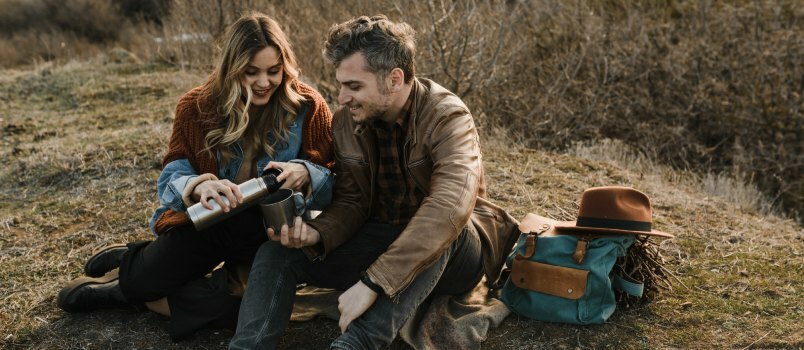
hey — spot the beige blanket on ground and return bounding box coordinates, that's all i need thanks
[290,279,511,349]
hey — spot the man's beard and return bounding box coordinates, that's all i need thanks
[354,93,392,124]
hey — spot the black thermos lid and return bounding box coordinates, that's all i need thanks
[261,168,284,193]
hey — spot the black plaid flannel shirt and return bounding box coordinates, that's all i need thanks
[370,91,424,225]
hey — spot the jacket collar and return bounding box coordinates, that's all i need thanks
[406,78,426,146]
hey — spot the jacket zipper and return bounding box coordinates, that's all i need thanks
[388,138,428,303]
[357,128,378,217]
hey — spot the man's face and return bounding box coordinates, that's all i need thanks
[335,52,392,123]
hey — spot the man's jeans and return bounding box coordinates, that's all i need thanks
[230,222,483,350]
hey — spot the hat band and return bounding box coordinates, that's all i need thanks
[576,216,652,232]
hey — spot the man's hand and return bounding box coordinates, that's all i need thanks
[264,161,310,192]
[267,216,321,248]
[337,281,378,333]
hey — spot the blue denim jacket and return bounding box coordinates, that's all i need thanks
[149,103,334,234]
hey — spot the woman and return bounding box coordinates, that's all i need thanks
[56,12,334,341]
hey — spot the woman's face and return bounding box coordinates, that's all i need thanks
[240,46,284,106]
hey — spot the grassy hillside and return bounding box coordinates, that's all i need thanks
[2,0,802,220]
[0,60,801,349]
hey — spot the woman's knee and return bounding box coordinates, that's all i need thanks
[118,240,176,301]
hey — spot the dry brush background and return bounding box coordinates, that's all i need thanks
[2,0,801,219]
[0,0,802,349]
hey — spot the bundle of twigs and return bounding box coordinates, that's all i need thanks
[615,235,685,306]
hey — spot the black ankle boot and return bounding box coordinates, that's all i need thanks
[58,269,128,313]
[84,244,127,277]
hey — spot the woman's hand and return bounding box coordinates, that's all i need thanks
[192,179,243,211]
[266,216,321,248]
[264,161,310,192]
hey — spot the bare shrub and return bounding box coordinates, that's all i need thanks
[0,29,104,66]
[0,0,127,41]
[156,1,526,100]
[0,0,142,66]
[0,0,48,33]
[117,0,171,24]
[0,37,16,65]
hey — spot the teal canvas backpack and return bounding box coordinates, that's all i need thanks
[499,187,674,325]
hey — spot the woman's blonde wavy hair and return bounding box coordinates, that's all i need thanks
[202,12,306,163]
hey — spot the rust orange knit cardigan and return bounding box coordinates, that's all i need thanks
[153,80,334,233]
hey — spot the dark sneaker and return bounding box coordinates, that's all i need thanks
[57,269,128,313]
[84,244,127,277]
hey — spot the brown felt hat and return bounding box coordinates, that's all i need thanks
[553,186,674,238]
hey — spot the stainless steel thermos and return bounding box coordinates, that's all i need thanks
[187,169,283,230]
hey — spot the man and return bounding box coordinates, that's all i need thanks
[230,15,518,349]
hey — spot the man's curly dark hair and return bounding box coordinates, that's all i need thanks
[323,15,416,83]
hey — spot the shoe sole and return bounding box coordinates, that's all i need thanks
[83,244,127,277]
[57,269,119,313]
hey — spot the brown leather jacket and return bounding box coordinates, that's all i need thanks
[307,78,519,298]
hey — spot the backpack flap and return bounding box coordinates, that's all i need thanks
[511,257,588,300]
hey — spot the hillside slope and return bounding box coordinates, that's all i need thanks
[1,61,801,349]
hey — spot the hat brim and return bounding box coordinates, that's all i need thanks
[554,221,675,238]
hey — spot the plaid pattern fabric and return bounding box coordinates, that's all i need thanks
[371,90,424,225]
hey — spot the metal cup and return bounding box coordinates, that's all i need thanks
[259,188,306,233]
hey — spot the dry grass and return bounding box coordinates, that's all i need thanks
[3,0,801,219]
[571,138,781,216]
[1,58,801,349]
